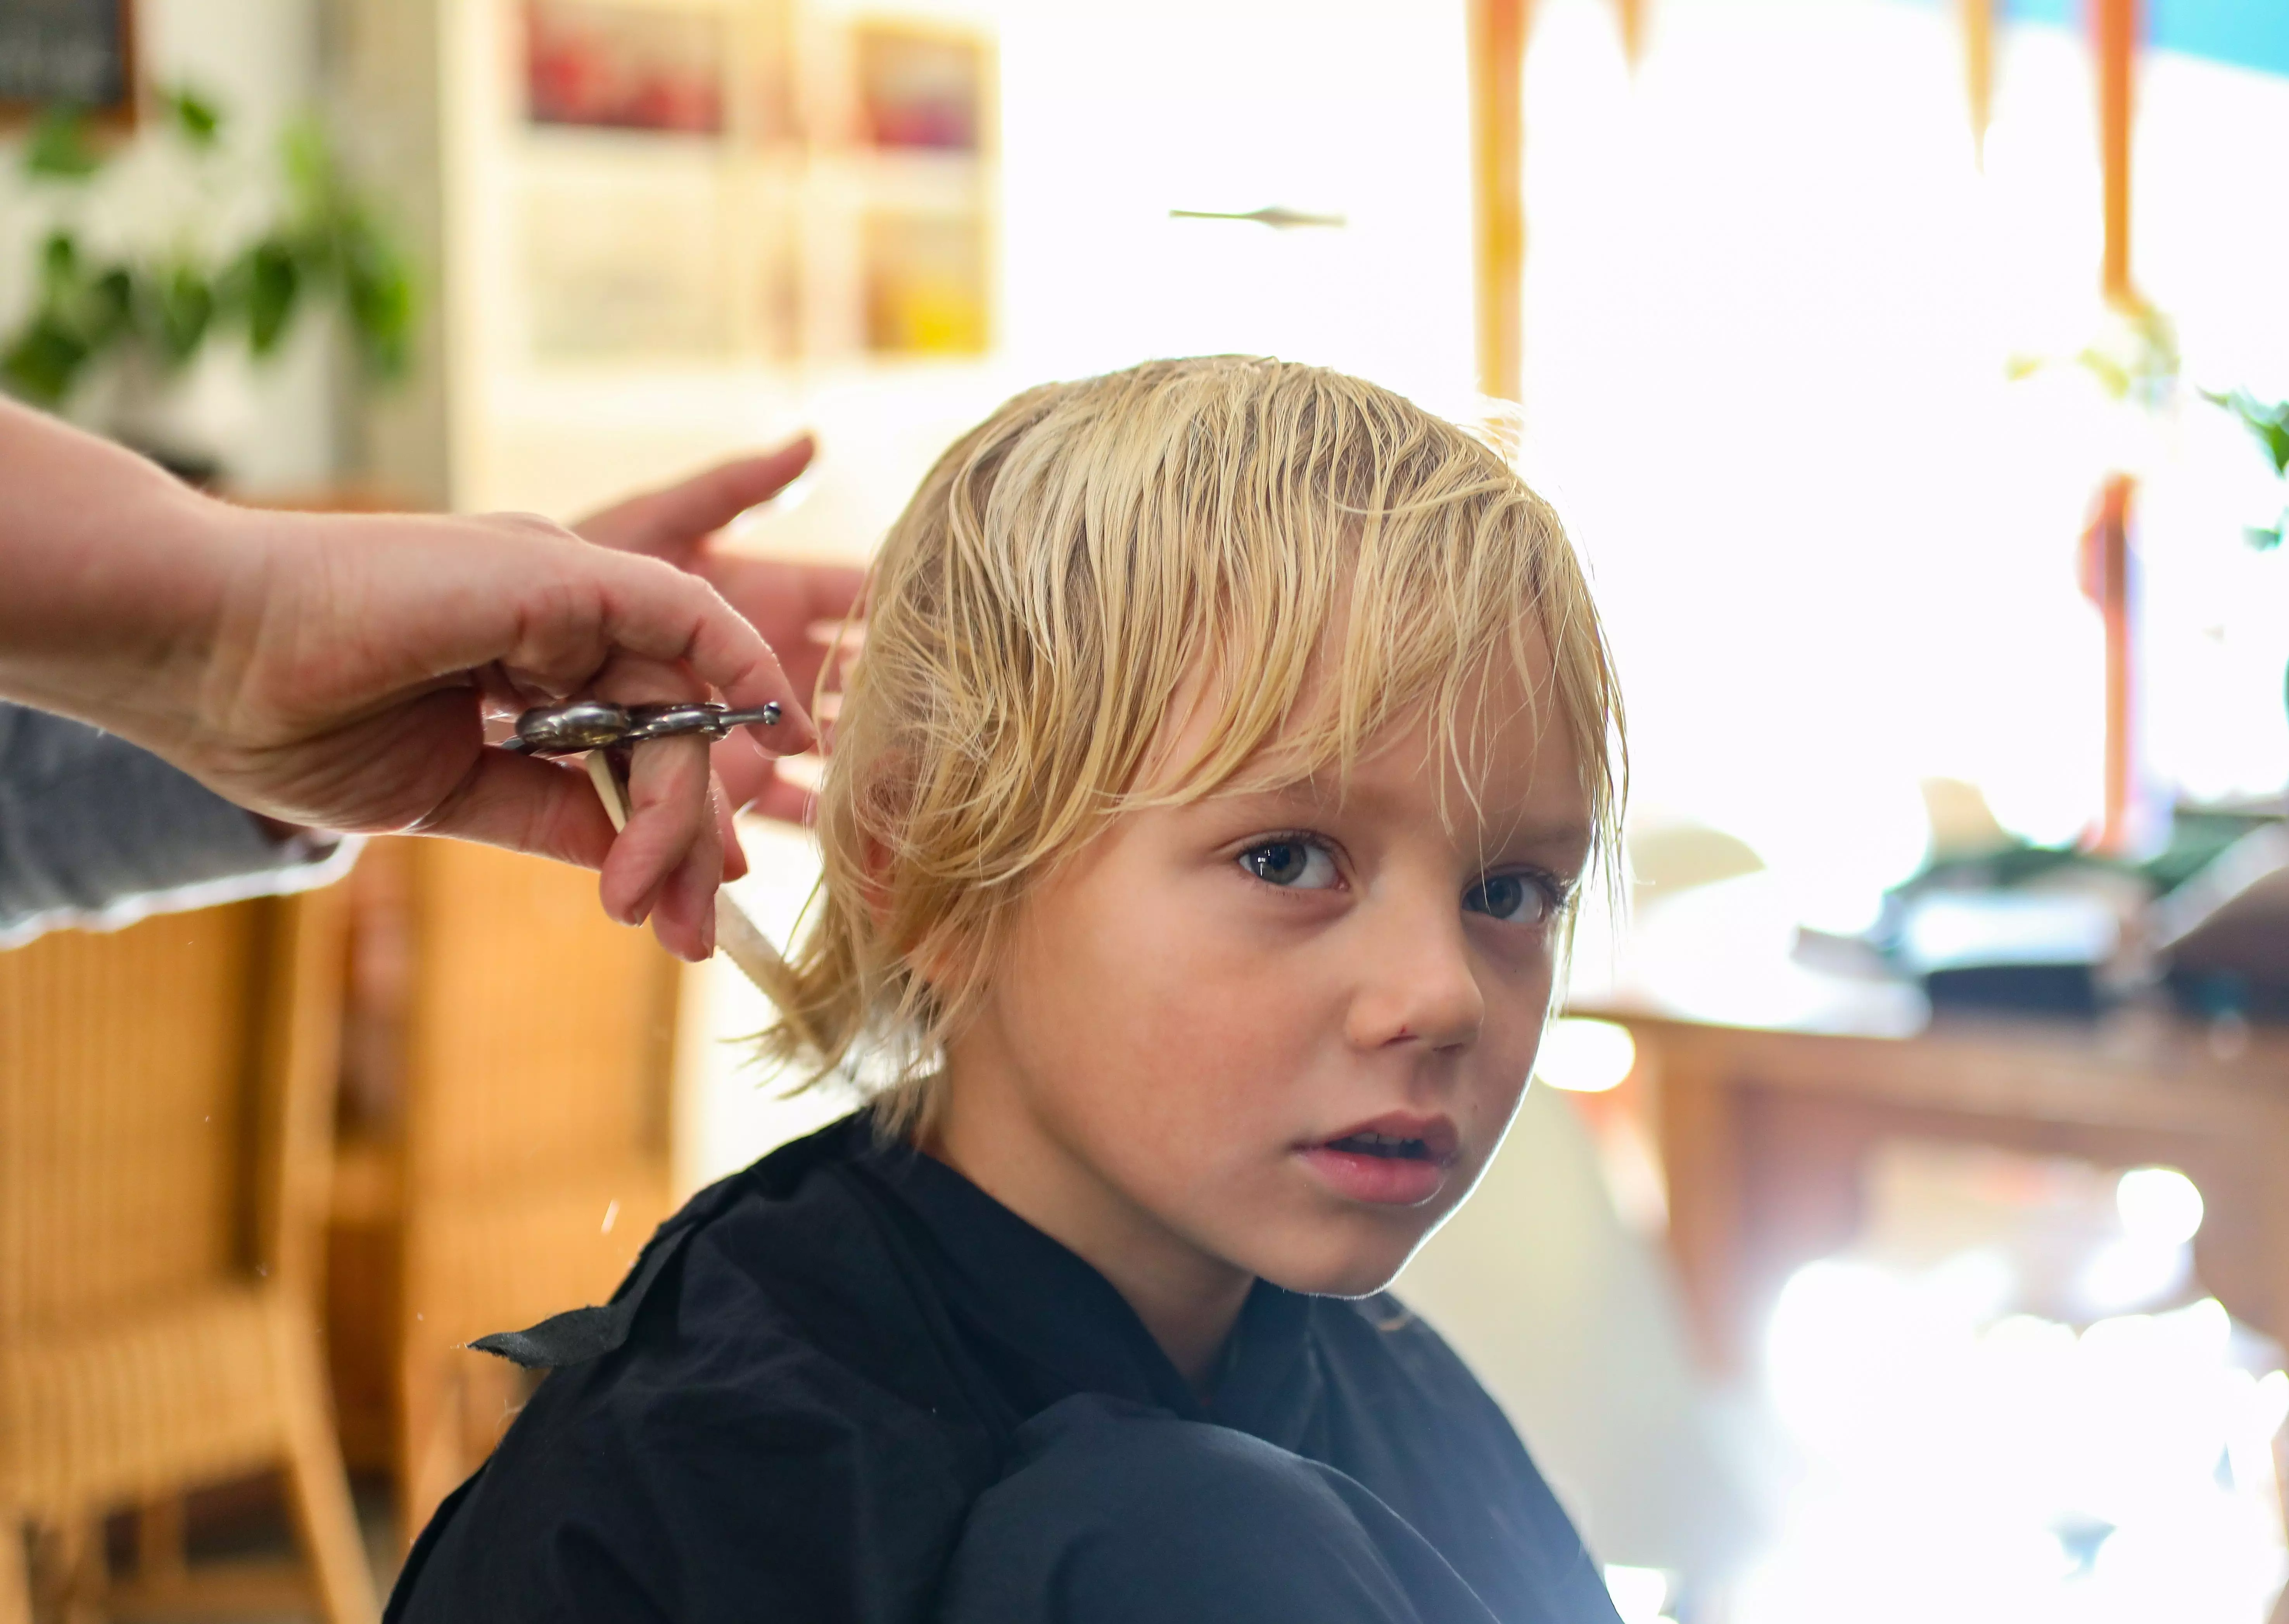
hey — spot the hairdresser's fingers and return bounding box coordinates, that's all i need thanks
[696,557,867,696]
[715,769,750,882]
[586,656,722,958]
[653,784,727,961]
[495,562,820,753]
[601,731,717,958]
[572,438,817,562]
[409,745,618,870]
[426,541,814,751]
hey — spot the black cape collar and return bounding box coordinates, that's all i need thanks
[418,1113,1622,1624]
[841,1118,1326,1447]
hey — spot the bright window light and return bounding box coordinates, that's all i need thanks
[2078,1237,2192,1315]
[1536,1017,1637,1093]
[2117,1166,2205,1247]
[1603,1564,1671,1624]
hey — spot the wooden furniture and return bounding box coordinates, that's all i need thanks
[1603,1010,2289,1378]
[324,839,682,1538]
[0,888,374,1624]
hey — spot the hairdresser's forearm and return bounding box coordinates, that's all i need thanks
[0,397,235,751]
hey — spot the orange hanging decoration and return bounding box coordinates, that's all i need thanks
[1469,0,1531,404]
[2080,475,2136,854]
[2088,0,2142,853]
[2094,0,2137,309]
[1613,0,1647,69]
[1959,0,1994,166]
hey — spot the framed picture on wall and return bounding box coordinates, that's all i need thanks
[525,0,726,136]
[0,0,135,121]
[853,21,985,152]
[865,210,988,355]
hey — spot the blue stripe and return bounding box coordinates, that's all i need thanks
[2149,0,2289,78]
[1891,0,2289,78]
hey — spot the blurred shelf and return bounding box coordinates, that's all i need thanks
[811,145,987,211]
[399,0,1000,508]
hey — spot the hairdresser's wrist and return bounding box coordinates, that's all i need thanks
[0,430,237,752]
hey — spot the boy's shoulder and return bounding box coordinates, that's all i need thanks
[387,1117,1005,1624]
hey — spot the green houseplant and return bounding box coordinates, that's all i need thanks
[2205,389,2289,551]
[2,88,414,450]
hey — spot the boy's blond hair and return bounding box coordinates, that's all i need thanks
[762,356,1624,1130]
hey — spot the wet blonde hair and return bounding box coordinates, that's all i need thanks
[761,356,1624,1130]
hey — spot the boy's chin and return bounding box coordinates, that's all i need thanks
[1243,1223,1433,1301]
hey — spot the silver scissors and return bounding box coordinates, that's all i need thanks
[501,699,784,757]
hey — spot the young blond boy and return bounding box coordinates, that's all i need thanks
[390,357,1627,1624]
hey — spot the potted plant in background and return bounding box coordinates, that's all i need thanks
[2206,389,2289,553]
[1,86,414,486]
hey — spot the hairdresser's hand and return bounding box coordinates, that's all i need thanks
[0,399,815,961]
[575,437,865,825]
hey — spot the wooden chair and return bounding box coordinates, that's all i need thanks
[324,840,681,1539]
[0,887,375,1624]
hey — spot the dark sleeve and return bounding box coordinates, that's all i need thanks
[0,702,349,944]
[938,1394,1501,1624]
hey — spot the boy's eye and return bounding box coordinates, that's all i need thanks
[1464,872,1558,926]
[1238,839,1339,890]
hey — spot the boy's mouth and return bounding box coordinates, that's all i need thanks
[1323,1130,1437,1161]
[1296,1114,1460,1207]
[1311,1112,1459,1163]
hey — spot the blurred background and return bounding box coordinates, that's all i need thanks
[3,0,2288,1620]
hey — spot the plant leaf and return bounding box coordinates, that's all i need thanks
[338,214,415,379]
[164,86,224,148]
[147,263,216,367]
[2207,388,2289,478]
[279,118,331,211]
[23,106,103,179]
[243,241,300,354]
[2,314,92,406]
[2074,345,2131,400]
[84,267,135,346]
[36,231,81,302]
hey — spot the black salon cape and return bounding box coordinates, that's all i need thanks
[386,1114,1621,1624]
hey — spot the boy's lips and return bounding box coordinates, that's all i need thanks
[1295,1113,1460,1208]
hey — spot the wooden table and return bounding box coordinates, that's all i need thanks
[1591,1009,2289,1376]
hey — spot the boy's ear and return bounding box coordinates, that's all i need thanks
[857,834,896,934]
[851,813,983,996]
[857,834,959,988]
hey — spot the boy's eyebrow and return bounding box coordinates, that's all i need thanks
[1467,813,1596,868]
[1206,782,1594,861]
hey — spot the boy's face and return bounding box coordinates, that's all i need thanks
[936,656,1594,1323]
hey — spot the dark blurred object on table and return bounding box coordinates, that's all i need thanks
[2154,821,2289,1020]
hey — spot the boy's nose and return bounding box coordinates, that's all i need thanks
[1343,906,1484,1054]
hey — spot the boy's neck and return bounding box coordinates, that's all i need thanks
[926,1070,1256,1392]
